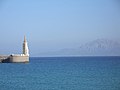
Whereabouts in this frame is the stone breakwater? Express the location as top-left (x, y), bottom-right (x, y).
top-left (0, 55), bottom-right (9, 62)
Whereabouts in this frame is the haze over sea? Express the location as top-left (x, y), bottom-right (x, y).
top-left (0, 57), bottom-right (120, 90)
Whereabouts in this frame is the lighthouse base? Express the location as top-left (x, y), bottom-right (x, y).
top-left (10, 55), bottom-right (29, 63)
top-left (2, 54), bottom-right (29, 63)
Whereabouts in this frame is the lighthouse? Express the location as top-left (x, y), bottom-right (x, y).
top-left (1, 36), bottom-right (29, 63)
top-left (23, 36), bottom-right (29, 56)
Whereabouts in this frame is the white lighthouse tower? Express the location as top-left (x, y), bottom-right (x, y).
top-left (7, 36), bottom-right (29, 63)
top-left (23, 36), bottom-right (29, 56)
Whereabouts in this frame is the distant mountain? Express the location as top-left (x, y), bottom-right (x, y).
top-left (77, 39), bottom-right (120, 56)
top-left (40, 39), bottom-right (120, 56)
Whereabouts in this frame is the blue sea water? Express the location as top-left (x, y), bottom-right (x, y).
top-left (0, 57), bottom-right (120, 90)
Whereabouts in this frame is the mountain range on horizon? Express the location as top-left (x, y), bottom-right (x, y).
top-left (39, 39), bottom-right (120, 56)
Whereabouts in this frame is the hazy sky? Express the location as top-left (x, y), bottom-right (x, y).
top-left (0, 0), bottom-right (120, 56)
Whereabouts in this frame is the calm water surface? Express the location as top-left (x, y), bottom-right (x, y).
top-left (0, 57), bottom-right (120, 90)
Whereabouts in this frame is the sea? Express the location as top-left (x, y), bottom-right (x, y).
top-left (0, 57), bottom-right (120, 90)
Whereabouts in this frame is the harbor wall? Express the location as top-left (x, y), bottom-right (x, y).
top-left (9, 55), bottom-right (29, 63)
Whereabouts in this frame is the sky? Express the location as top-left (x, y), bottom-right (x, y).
top-left (0, 0), bottom-right (120, 56)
